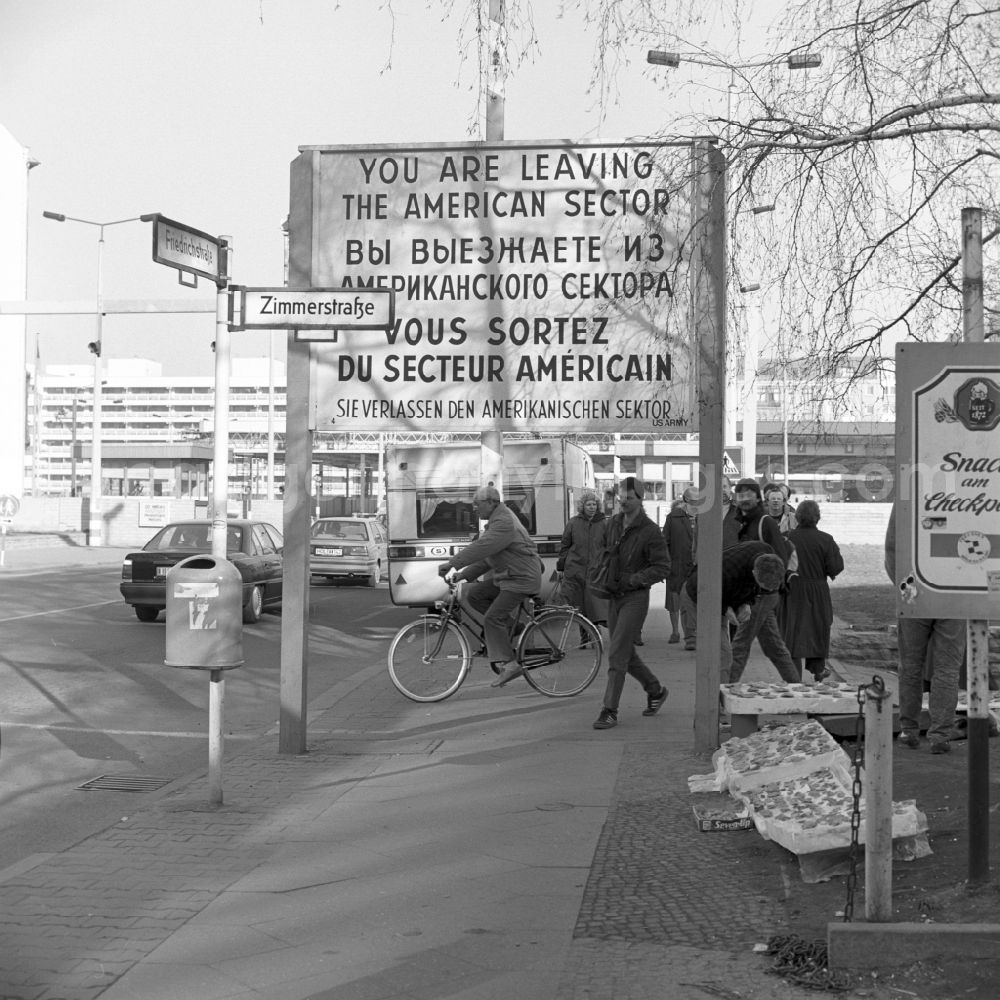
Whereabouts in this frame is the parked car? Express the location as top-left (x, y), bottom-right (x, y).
top-left (120, 519), bottom-right (284, 623)
top-left (309, 515), bottom-right (387, 586)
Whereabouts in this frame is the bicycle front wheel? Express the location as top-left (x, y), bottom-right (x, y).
top-left (518, 609), bottom-right (602, 697)
top-left (388, 617), bottom-right (471, 702)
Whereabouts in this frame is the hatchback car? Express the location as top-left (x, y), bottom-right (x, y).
top-left (309, 516), bottom-right (387, 586)
top-left (120, 519), bottom-right (284, 623)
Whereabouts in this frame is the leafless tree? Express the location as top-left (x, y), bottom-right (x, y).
top-left (443, 2), bottom-right (998, 398)
top-left (577, 0), bottom-right (1000, 394)
top-left (345, 1), bottom-right (998, 414)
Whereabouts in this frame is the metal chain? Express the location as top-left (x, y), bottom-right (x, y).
top-left (766, 934), bottom-right (851, 991)
top-left (843, 683), bottom-right (866, 923)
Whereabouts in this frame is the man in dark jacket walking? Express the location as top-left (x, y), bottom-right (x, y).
top-left (593, 477), bottom-right (670, 730)
top-left (735, 478), bottom-right (787, 554)
top-left (729, 478), bottom-right (799, 683)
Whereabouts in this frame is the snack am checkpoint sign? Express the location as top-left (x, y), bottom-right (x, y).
top-left (290, 140), bottom-right (698, 434)
top-left (896, 342), bottom-right (1000, 618)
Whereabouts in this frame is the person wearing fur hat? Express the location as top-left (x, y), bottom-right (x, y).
top-left (556, 488), bottom-right (608, 627)
top-left (592, 477), bottom-right (670, 730)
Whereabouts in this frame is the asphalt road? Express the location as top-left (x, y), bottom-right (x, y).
top-left (0, 564), bottom-right (415, 873)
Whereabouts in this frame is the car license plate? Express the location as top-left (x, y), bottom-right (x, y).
top-left (316, 547), bottom-right (343, 557)
top-left (156, 565), bottom-right (169, 577)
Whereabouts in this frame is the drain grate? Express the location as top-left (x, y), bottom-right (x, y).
top-left (76, 774), bottom-right (174, 793)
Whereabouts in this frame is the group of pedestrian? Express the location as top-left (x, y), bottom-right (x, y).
top-left (556, 472), bottom-right (847, 727)
top-left (437, 472), bottom-right (965, 750)
top-left (661, 475), bottom-right (844, 688)
top-left (437, 477), bottom-right (669, 732)
top-left (441, 472), bottom-right (954, 744)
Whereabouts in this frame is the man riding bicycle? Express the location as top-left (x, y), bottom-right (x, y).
top-left (437, 484), bottom-right (542, 688)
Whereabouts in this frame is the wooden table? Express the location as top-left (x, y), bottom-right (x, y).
top-left (720, 681), bottom-right (867, 738)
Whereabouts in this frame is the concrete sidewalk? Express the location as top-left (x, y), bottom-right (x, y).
top-left (0, 541), bottom-right (134, 573)
top-left (0, 558), bottom-right (881, 1000)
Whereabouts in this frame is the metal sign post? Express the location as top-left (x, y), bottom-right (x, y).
top-left (146, 214), bottom-right (232, 805)
top-left (691, 142), bottom-right (727, 755)
top-left (895, 209), bottom-right (997, 887)
top-left (962, 207), bottom-right (991, 887)
top-left (230, 273), bottom-right (398, 755)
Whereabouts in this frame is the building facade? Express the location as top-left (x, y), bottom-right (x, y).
top-left (25, 354), bottom-right (897, 507)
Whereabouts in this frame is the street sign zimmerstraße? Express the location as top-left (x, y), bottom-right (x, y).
top-left (228, 286), bottom-right (394, 339)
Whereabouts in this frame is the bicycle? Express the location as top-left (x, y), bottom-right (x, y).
top-left (387, 580), bottom-right (603, 702)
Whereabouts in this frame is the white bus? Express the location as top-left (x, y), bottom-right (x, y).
top-left (386, 438), bottom-right (595, 608)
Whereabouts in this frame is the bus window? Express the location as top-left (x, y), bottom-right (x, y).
top-left (417, 491), bottom-right (477, 537)
top-left (504, 490), bottom-right (536, 533)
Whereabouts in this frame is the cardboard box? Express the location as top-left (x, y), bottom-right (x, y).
top-left (691, 792), bottom-right (752, 832)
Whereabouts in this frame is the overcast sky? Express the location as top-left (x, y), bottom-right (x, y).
top-left (2, 0), bottom-right (741, 376)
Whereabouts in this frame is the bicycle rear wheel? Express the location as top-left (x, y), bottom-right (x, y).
top-left (388, 616), bottom-right (471, 702)
top-left (518, 609), bottom-right (602, 697)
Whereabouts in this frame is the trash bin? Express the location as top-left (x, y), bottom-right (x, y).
top-left (165, 555), bottom-right (244, 669)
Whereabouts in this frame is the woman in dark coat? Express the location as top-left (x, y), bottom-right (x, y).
top-left (662, 492), bottom-right (696, 645)
top-left (783, 499), bottom-right (845, 681)
top-left (556, 488), bottom-right (608, 625)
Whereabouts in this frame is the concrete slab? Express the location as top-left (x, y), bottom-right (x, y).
top-left (828, 921), bottom-right (1000, 969)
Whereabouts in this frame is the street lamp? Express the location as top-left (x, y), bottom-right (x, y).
top-left (646, 50), bottom-right (823, 72)
top-left (42, 211), bottom-right (155, 545)
top-left (644, 50), bottom-right (816, 480)
top-left (782, 377), bottom-right (791, 489)
top-left (645, 49), bottom-right (822, 138)
top-left (737, 282), bottom-right (763, 480)
top-left (729, 200), bottom-right (776, 479)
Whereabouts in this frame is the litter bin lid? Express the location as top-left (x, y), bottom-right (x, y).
top-left (168, 554), bottom-right (243, 579)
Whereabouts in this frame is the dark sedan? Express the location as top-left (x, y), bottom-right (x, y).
top-left (120, 519), bottom-right (283, 623)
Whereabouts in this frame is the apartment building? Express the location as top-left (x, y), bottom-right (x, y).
top-left (26, 357), bottom-right (289, 499)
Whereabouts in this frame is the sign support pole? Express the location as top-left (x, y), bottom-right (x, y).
top-left (279, 153), bottom-right (317, 756)
top-left (692, 141), bottom-right (727, 755)
top-left (480, 0), bottom-right (505, 495)
top-left (209, 239), bottom-right (232, 805)
top-left (139, 212), bottom-right (233, 801)
top-left (962, 206), bottom-right (990, 886)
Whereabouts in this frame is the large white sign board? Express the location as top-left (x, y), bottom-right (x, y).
top-left (295, 140), bottom-right (696, 433)
top-left (896, 342), bottom-right (1000, 618)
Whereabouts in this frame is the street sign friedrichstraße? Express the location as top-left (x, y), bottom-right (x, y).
top-left (896, 341), bottom-right (1000, 618)
top-left (230, 286), bottom-right (394, 336)
top-left (292, 140), bottom-right (697, 434)
top-left (149, 215), bottom-right (224, 283)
